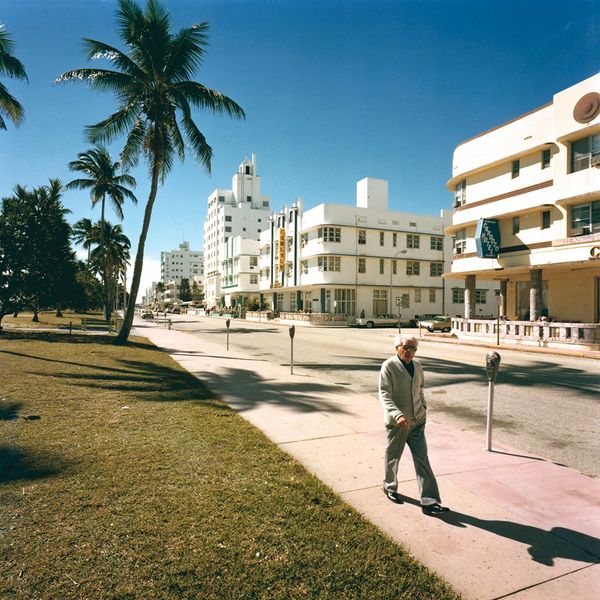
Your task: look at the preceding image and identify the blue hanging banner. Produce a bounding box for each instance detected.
[475,219,501,258]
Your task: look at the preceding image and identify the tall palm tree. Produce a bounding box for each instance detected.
[67,146,136,318]
[67,146,137,224]
[71,217,95,264]
[0,23,27,130]
[57,0,245,344]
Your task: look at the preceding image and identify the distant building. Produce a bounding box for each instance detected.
[447,73,600,347]
[203,154,271,307]
[160,241,203,305]
[257,177,497,320]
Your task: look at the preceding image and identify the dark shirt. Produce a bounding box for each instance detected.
[400,359,415,378]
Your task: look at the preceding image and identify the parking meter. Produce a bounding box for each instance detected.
[485,351,501,451]
[225,318,231,351]
[289,325,295,374]
[485,351,501,382]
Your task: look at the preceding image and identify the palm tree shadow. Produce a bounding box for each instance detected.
[436,509,600,566]
[0,445,64,483]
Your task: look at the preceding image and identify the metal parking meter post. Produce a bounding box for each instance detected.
[289,325,296,374]
[225,318,231,351]
[485,351,501,451]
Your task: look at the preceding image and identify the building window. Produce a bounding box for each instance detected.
[250,274,258,285]
[318,256,341,272]
[225,215,232,221]
[392,232,397,247]
[406,261,420,276]
[246,195,252,202]
[415,289,422,303]
[218,195,225,202]
[571,134,600,172]
[379,231,385,246]
[512,216,520,234]
[454,229,466,254]
[301,233,308,247]
[354,257,364,274]
[379,259,385,275]
[372,289,388,315]
[571,200,600,235]
[430,236,443,251]
[225,226,232,232]
[250,256,258,266]
[430,262,443,277]
[541,210,551,230]
[542,149,551,169]
[407,234,420,249]
[334,288,356,316]
[301,260,308,274]
[318,227,341,242]
[452,288,465,304]
[454,179,466,207]
[392,259,397,275]
[262,200,269,207]
[429,289,436,303]
[358,229,366,245]
[512,160,520,178]
[475,289,487,304]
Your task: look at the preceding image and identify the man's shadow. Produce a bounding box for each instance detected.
[402,498,600,566]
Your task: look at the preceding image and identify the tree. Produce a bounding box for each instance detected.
[191,279,203,304]
[179,278,192,302]
[0,23,27,130]
[0,180,77,329]
[89,221,131,315]
[71,217,95,264]
[67,146,137,223]
[57,0,245,344]
[67,146,137,319]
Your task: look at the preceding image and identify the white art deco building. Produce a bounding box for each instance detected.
[203,154,270,308]
[446,73,600,348]
[257,177,497,321]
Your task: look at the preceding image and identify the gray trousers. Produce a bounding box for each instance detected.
[383,419,441,506]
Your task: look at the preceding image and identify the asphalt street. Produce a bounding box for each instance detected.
[167,315,600,478]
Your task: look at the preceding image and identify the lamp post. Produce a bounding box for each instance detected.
[389,249,408,314]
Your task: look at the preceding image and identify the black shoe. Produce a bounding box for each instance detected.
[383,488,404,504]
[422,503,449,515]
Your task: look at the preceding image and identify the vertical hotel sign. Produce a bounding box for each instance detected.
[278,228,286,270]
[475,219,500,258]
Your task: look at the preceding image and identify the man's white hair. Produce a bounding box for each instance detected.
[394,334,418,348]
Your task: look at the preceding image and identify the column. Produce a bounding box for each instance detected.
[499,279,508,318]
[529,268,542,321]
[464,275,476,319]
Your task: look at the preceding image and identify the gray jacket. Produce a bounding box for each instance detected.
[378,355,427,426]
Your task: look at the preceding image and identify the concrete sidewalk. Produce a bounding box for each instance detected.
[134,320,600,600]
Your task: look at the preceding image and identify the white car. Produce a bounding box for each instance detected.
[355,314,400,328]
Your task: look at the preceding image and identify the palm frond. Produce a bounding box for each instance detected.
[174,81,245,119]
[0,80,24,126]
[85,106,141,145]
[166,23,209,81]
[180,112,212,172]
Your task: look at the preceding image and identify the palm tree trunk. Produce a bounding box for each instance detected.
[114,160,161,345]
[101,195,111,320]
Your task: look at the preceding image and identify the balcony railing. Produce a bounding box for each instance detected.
[452,318,600,348]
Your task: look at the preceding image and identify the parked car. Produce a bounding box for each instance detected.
[140,310,153,320]
[355,314,401,328]
[418,315,452,332]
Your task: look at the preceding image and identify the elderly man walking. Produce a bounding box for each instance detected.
[378,334,449,515]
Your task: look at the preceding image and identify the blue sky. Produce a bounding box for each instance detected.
[1,0,599,297]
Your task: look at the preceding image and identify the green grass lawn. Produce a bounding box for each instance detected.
[1,331,460,599]
[1,310,105,331]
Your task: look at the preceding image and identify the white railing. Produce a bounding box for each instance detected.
[452,318,600,348]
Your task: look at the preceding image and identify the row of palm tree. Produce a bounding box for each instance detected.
[4,0,246,344]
